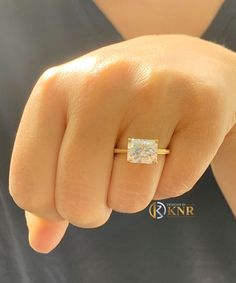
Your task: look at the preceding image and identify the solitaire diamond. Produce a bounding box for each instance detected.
[127,138,158,164]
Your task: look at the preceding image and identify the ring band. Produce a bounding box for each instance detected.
[114,138,170,164]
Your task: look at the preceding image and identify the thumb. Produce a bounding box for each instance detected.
[25,211,69,253]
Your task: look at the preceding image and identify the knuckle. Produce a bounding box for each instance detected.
[55,189,111,228]
[33,66,66,112]
[9,177,34,210]
[10,186,38,213]
[171,75,227,129]
[186,79,225,113]
[157,178,192,199]
[158,187,187,199]
[38,66,60,91]
[9,179,56,218]
[159,69,224,108]
[10,189,30,211]
[109,187,151,213]
[198,85,223,109]
[85,57,145,94]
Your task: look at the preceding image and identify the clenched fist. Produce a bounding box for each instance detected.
[9,35,236,253]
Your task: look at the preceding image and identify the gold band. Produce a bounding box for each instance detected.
[114,138,169,164]
[114,148,170,154]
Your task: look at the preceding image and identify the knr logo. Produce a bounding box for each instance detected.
[149,201,167,219]
[167,205,194,216]
[149,201,195,219]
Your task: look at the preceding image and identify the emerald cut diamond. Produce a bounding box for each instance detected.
[127,138,158,164]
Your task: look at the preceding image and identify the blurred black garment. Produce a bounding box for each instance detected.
[0,1,236,282]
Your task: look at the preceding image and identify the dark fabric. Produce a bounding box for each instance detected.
[201,0,236,49]
[0,0,235,282]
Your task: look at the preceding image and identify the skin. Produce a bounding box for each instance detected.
[93,0,225,38]
[8,2,236,254]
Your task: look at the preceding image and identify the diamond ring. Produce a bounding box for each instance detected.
[114,138,170,164]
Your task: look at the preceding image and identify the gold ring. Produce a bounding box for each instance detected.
[114,138,170,164]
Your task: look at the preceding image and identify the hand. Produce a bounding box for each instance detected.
[9,35,236,253]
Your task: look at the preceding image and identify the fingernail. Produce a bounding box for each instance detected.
[28,232,32,246]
